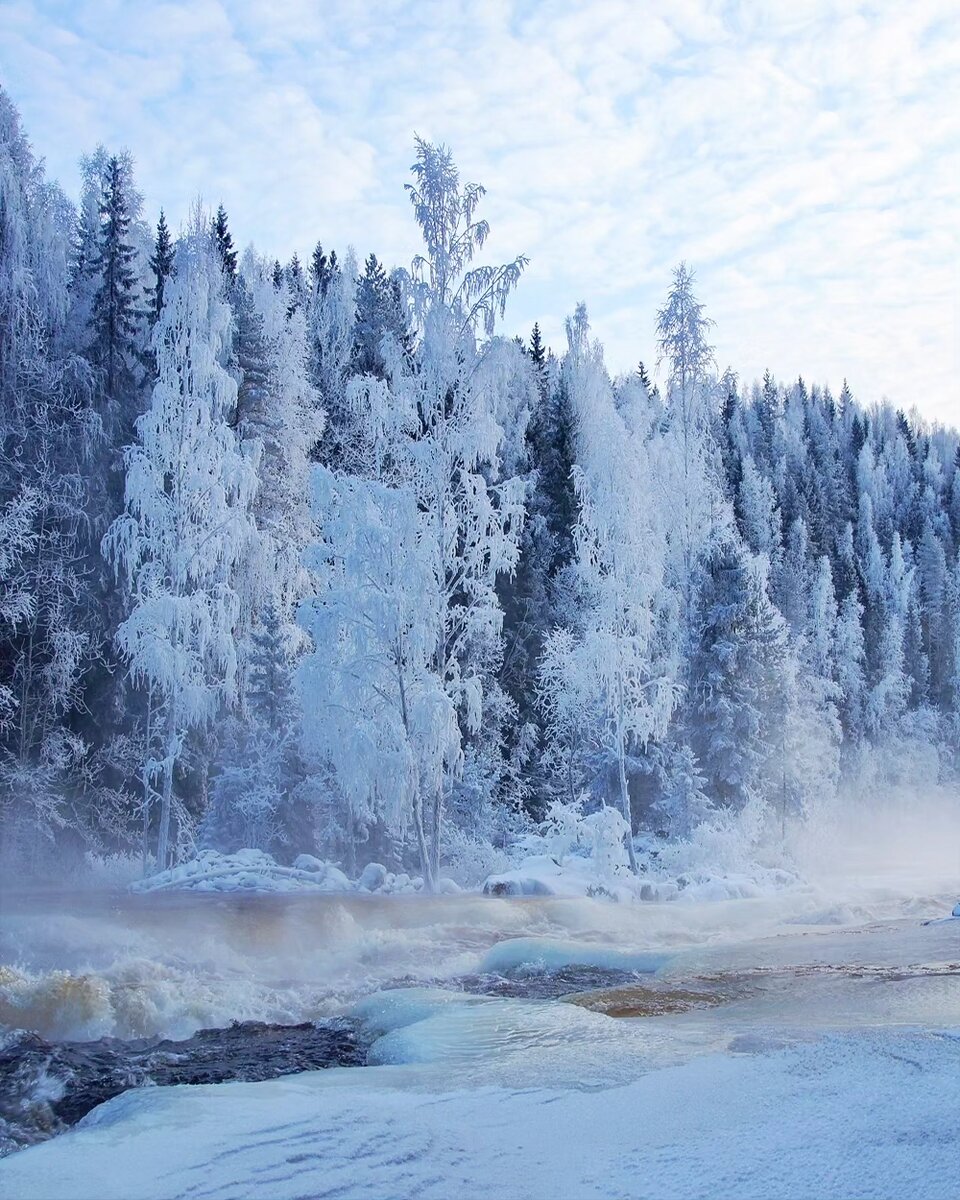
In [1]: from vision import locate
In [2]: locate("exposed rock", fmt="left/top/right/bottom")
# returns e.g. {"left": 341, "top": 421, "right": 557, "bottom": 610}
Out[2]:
{"left": 0, "top": 1018, "right": 364, "bottom": 1156}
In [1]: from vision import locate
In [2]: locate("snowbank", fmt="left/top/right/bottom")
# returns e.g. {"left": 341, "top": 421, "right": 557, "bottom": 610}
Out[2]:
{"left": 482, "top": 850, "right": 799, "bottom": 905}
{"left": 130, "top": 849, "right": 462, "bottom": 897}
{"left": 2, "top": 1030, "right": 957, "bottom": 1200}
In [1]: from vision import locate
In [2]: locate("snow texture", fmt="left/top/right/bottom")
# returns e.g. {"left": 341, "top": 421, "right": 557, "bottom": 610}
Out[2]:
{"left": 2, "top": 1030, "right": 957, "bottom": 1200}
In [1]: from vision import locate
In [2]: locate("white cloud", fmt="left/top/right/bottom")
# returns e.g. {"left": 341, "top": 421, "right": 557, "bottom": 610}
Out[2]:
{"left": 1, "top": 0, "right": 957, "bottom": 422}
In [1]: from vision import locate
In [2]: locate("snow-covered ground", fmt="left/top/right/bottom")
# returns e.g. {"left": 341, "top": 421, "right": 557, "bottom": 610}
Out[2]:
{"left": 1, "top": 1025, "right": 958, "bottom": 1199}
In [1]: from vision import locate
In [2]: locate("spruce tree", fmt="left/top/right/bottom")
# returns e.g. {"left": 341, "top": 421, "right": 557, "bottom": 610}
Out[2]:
{"left": 529, "top": 322, "right": 546, "bottom": 371}
{"left": 352, "top": 253, "right": 395, "bottom": 377}
{"left": 212, "top": 204, "right": 237, "bottom": 280}
{"left": 286, "top": 252, "right": 305, "bottom": 314}
{"left": 690, "top": 541, "right": 789, "bottom": 810}
{"left": 896, "top": 409, "right": 916, "bottom": 458}
{"left": 148, "top": 210, "right": 174, "bottom": 323}
{"left": 92, "top": 154, "right": 142, "bottom": 407}
{"left": 309, "top": 241, "right": 329, "bottom": 293}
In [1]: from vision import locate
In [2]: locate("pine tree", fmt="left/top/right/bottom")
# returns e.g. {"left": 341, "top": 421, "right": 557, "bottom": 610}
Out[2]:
{"left": 529, "top": 322, "right": 546, "bottom": 370}
{"left": 309, "top": 241, "right": 338, "bottom": 296}
{"left": 212, "top": 204, "right": 237, "bottom": 280}
{"left": 148, "top": 210, "right": 174, "bottom": 323}
{"left": 92, "top": 154, "right": 142, "bottom": 407}
{"left": 896, "top": 409, "right": 916, "bottom": 458}
{"left": 636, "top": 359, "right": 656, "bottom": 398}
{"left": 285, "top": 252, "right": 305, "bottom": 314}
{"left": 352, "top": 252, "right": 410, "bottom": 378}
{"left": 690, "top": 541, "right": 789, "bottom": 810}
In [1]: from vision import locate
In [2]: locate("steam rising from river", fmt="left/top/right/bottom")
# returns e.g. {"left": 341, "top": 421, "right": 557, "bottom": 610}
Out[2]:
{"left": 1, "top": 787, "right": 957, "bottom": 1043}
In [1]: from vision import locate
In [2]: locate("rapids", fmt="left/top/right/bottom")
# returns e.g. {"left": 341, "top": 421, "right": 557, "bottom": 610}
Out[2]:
{"left": 2, "top": 873, "right": 956, "bottom": 1043}
{"left": 1, "top": 857, "right": 958, "bottom": 1160}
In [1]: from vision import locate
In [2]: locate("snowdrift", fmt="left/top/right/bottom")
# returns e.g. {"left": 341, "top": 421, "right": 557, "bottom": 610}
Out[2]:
{"left": 130, "top": 849, "right": 461, "bottom": 896}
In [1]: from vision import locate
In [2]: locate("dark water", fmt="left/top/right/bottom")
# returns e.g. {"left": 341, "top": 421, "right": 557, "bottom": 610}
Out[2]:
{"left": 435, "top": 964, "right": 648, "bottom": 999}
{"left": 0, "top": 1018, "right": 363, "bottom": 1155}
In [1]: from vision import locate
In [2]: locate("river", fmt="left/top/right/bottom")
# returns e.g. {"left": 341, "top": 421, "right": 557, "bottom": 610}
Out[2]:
{"left": 1, "top": 853, "right": 958, "bottom": 1198}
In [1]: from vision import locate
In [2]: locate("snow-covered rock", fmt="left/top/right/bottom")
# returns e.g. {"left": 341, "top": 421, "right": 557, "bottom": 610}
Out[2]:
{"left": 292, "top": 854, "right": 327, "bottom": 874}
{"left": 130, "top": 851, "right": 454, "bottom": 897}
{"left": 484, "top": 873, "right": 557, "bottom": 897}
{"left": 323, "top": 865, "right": 352, "bottom": 891}
{"left": 357, "top": 862, "right": 388, "bottom": 892}
{"left": 130, "top": 849, "right": 338, "bottom": 894}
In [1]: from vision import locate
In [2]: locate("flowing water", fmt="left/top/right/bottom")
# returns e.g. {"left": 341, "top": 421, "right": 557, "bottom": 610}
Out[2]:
{"left": 1, "top": 870, "right": 958, "bottom": 1157}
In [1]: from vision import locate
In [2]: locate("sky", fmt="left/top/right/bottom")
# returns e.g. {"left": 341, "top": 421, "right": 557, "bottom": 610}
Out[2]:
{"left": 1, "top": 0, "right": 958, "bottom": 423}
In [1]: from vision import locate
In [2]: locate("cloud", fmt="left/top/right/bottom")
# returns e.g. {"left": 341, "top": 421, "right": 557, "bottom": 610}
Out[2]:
{"left": 1, "top": 0, "right": 957, "bottom": 421}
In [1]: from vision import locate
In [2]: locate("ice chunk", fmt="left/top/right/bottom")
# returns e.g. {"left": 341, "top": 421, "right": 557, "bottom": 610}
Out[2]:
{"left": 348, "top": 987, "right": 493, "bottom": 1037}
{"left": 365, "top": 992, "right": 631, "bottom": 1067}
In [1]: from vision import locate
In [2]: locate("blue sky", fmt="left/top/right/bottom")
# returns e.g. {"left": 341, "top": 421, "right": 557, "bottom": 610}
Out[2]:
{"left": 2, "top": 0, "right": 958, "bottom": 422}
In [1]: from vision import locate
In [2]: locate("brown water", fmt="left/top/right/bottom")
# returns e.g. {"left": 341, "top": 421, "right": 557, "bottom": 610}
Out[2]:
{"left": 1, "top": 884, "right": 957, "bottom": 1041}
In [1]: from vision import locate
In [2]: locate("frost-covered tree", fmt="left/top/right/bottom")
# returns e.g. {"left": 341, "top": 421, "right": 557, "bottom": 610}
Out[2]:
{"left": 103, "top": 211, "right": 258, "bottom": 869}
{"left": 352, "top": 252, "right": 410, "bottom": 379}
{"left": 309, "top": 247, "right": 357, "bottom": 468}
{"left": 232, "top": 251, "right": 323, "bottom": 620}
{"left": 690, "top": 541, "right": 789, "bottom": 811}
{"left": 201, "top": 252, "right": 323, "bottom": 851}
{"left": 655, "top": 263, "right": 728, "bottom": 653}
{"left": 302, "top": 139, "right": 528, "bottom": 882}
{"left": 537, "top": 307, "right": 676, "bottom": 871}
{"left": 299, "top": 471, "right": 459, "bottom": 884}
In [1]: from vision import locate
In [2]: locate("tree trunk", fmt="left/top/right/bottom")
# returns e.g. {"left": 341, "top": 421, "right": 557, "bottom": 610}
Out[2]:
{"left": 618, "top": 739, "right": 638, "bottom": 875}
{"left": 156, "top": 712, "right": 177, "bottom": 872}
{"left": 429, "top": 791, "right": 442, "bottom": 887}
{"left": 412, "top": 790, "right": 435, "bottom": 892}
{"left": 615, "top": 672, "right": 639, "bottom": 874}
{"left": 141, "top": 688, "right": 154, "bottom": 876}
{"left": 345, "top": 807, "right": 357, "bottom": 878}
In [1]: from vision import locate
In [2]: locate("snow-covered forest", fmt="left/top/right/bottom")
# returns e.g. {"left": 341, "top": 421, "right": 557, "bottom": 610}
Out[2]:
{"left": 2, "top": 84, "right": 959, "bottom": 887}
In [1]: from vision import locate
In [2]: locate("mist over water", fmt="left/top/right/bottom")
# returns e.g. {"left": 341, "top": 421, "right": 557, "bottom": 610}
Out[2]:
{"left": 1, "top": 788, "right": 957, "bottom": 1045}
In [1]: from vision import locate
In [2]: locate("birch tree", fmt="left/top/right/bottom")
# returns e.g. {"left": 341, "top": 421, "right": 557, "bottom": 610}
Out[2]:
{"left": 103, "top": 212, "right": 258, "bottom": 869}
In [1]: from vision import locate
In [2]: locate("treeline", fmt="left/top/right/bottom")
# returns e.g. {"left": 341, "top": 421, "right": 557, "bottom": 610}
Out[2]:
{"left": 1, "top": 88, "right": 958, "bottom": 882}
